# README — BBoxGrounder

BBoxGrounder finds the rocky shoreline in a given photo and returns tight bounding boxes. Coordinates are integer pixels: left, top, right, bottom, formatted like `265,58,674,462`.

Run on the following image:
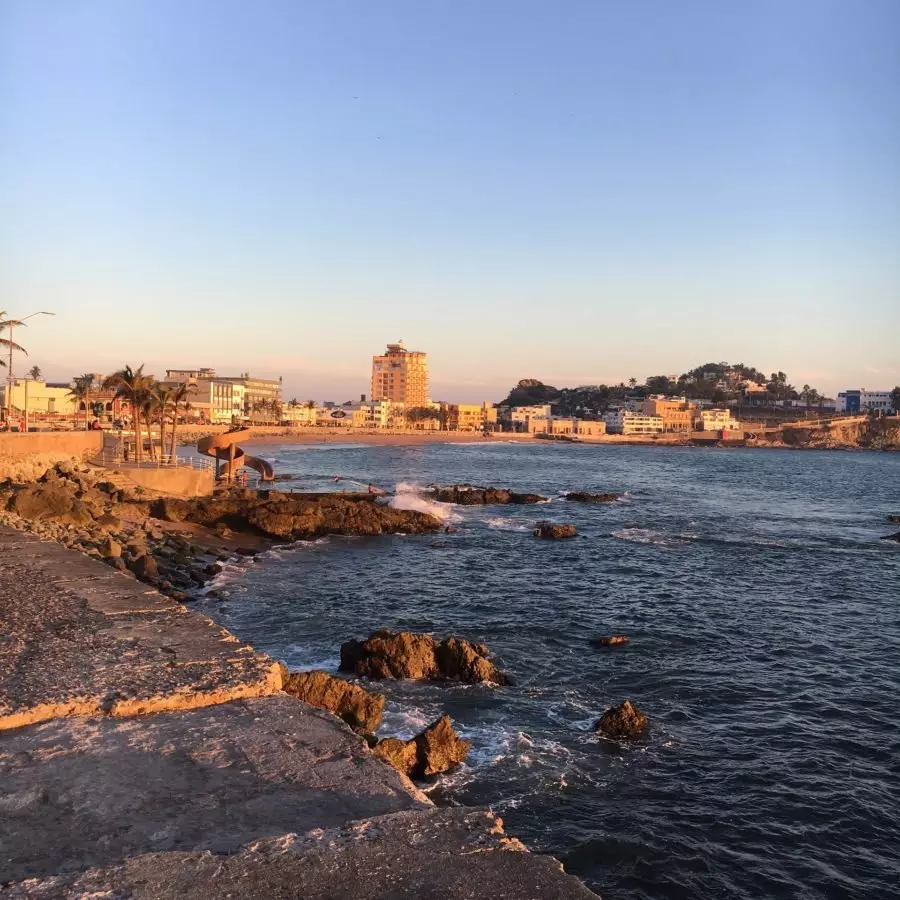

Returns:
0,460,603,897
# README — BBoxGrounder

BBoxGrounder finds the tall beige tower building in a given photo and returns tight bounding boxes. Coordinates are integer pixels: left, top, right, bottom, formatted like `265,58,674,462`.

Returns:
371,341,429,407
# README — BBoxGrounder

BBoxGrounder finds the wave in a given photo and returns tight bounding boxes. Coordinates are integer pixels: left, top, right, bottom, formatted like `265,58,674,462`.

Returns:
485,516,531,533
388,482,460,522
611,527,678,546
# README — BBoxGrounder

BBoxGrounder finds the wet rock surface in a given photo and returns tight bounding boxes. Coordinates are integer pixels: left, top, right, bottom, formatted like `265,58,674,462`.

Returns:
564,491,619,503
882,531,900,543
340,629,509,685
533,521,577,539
590,635,630,647
888,514,900,523
428,484,548,505
282,669,385,732
375,715,472,779
595,700,648,739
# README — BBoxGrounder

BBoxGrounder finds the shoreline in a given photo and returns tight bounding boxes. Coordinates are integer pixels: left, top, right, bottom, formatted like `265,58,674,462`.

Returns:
0,523,597,897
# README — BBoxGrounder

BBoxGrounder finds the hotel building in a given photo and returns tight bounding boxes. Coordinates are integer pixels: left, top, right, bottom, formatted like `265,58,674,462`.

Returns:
371,342,429,408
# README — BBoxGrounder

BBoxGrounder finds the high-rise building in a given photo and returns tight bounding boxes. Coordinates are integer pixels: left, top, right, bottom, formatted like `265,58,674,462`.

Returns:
371,341,429,408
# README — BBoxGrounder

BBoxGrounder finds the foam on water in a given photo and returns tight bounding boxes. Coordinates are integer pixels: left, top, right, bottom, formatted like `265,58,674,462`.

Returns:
388,482,460,521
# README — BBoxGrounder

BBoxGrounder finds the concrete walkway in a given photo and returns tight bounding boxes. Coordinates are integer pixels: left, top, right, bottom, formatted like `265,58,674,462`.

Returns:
0,529,598,898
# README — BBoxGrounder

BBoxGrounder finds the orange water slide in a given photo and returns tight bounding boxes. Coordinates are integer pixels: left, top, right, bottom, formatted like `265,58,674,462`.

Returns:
197,427,275,482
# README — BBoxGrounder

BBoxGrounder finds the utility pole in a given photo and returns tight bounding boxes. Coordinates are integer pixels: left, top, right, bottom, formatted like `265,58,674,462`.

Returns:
3,310,54,423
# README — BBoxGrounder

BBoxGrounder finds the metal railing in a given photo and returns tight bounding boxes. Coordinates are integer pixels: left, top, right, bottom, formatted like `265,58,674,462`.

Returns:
92,450,216,472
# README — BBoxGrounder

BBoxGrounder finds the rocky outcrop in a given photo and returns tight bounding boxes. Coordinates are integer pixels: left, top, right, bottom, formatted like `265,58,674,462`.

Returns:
152,489,442,539
590,635,629,647
6,482,96,527
888,515,900,523
533,522,577,539
564,492,619,503
595,700,648,739
282,669,384,732
374,715,471,779
428,485,548,505
340,630,509,685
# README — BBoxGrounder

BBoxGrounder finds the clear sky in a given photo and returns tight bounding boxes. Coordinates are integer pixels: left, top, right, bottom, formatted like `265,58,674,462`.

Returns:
3,0,899,402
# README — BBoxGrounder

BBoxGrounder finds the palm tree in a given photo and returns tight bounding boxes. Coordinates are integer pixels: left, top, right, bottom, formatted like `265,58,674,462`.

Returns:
0,312,26,367
152,384,175,462
67,374,93,430
27,365,42,380
628,377,638,389
104,366,153,462
168,382,196,459
801,384,811,409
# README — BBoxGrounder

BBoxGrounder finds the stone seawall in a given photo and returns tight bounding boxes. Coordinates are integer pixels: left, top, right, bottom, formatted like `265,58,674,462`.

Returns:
0,432,103,482
0,527,597,898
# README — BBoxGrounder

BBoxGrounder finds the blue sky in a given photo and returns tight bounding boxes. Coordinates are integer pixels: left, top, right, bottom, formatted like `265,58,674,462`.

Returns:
3,0,898,401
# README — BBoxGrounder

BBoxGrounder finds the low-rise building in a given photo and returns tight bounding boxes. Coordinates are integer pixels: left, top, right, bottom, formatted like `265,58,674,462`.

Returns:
642,397,694,432
576,419,607,437
700,409,741,431
0,378,76,419
835,390,893,413
603,409,665,434
444,402,497,431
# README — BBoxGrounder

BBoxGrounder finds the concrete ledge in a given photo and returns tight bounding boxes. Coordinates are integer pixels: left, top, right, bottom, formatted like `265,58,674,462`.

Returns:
0,696,425,883
0,528,282,731
4,807,597,899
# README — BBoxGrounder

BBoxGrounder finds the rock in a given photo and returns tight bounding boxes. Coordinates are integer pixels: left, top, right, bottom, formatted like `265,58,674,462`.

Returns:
94,514,122,531
428,485,547,505
340,630,508,685
595,700,648,739
882,532,900,543
127,553,159,581
888,515,900,523
282,670,385,732
6,483,96,527
564,492,619,503
99,538,122,559
533,521,577,539
375,715,471,779
590,635,629,647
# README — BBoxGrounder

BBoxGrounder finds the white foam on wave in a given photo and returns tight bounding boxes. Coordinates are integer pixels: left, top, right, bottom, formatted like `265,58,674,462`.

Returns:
485,516,531,533
612,527,676,546
388,482,460,522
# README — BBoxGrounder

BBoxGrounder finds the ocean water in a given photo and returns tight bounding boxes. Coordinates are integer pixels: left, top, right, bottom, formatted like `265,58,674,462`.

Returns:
197,441,900,900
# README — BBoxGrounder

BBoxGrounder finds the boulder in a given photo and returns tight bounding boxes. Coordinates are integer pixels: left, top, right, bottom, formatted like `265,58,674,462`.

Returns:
882,532,900,543
565,492,619,503
127,553,159,581
374,715,471,779
428,485,548,505
533,521,577,539
95,514,122,531
99,538,122,559
6,483,96,527
340,630,508,685
888,515,899,523
590,635,630,647
282,670,385,732
595,700,648,739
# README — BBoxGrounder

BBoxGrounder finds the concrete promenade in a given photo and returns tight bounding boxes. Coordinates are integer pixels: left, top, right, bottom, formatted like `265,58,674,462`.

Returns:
0,528,597,898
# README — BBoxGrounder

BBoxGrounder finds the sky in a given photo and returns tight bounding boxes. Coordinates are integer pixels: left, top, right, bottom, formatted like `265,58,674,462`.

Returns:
2,0,899,402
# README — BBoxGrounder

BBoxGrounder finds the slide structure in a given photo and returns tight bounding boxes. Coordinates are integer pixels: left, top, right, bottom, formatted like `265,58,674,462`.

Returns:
197,427,275,483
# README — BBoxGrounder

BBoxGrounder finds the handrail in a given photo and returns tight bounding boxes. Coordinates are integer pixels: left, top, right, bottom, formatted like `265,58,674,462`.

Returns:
91,450,216,472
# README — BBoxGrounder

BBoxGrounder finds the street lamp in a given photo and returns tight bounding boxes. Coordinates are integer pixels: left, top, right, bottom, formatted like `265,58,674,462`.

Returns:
3,310,55,425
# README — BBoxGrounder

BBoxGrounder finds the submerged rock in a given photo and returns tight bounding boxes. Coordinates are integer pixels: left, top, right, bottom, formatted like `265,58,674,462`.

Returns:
595,700,648,739
590,635,630,647
428,485,548,505
882,531,900,543
282,669,384,732
564,492,619,503
374,715,471,779
340,630,508,685
533,521,577,539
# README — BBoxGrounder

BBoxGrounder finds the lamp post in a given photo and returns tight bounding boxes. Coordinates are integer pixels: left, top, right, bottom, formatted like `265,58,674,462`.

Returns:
3,310,54,423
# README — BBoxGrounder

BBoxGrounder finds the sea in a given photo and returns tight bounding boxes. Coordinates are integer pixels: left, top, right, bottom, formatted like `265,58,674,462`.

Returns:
194,440,900,900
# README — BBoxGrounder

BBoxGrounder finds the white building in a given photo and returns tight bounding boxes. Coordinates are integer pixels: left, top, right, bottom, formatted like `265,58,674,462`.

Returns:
835,390,893,414
603,409,664,435
700,409,741,431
